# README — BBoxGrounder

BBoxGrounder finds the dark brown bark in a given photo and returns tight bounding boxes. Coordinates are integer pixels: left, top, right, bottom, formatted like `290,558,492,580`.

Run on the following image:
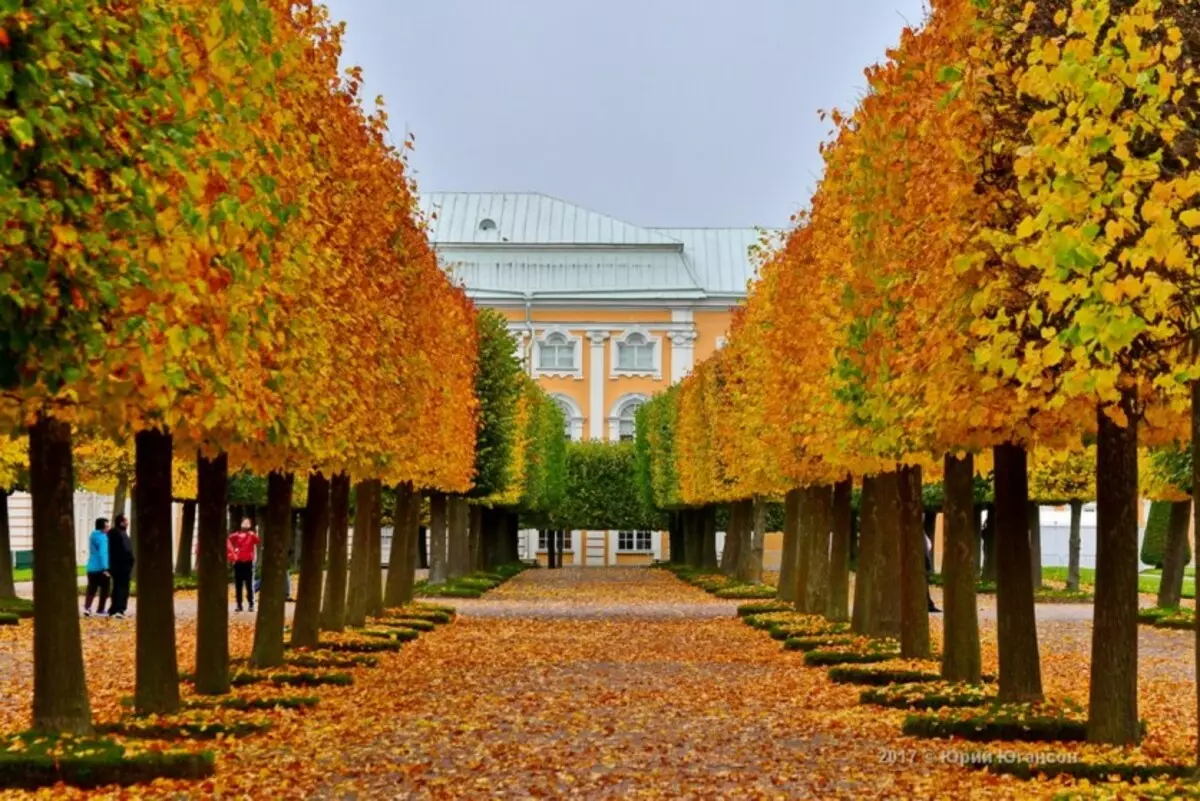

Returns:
1088,396,1140,745
0,491,15,600
291,472,330,649
806,485,833,614
778,488,801,603
384,483,417,607
666,512,681,564
195,452,230,695
851,476,880,635
250,471,294,669
899,465,931,659
29,416,91,734
686,509,705,568
745,498,766,583
1029,502,1043,589
981,510,998,583
994,443,1043,703
941,453,981,683
1193,374,1200,766
447,496,470,579
794,489,814,611
468,503,484,574
1067,500,1083,591
174,500,196,577
133,428,180,715
320,473,351,632
111,473,128,522
418,522,429,570
366,479,384,617
735,499,758,583
345,479,373,628
428,492,448,583
1158,500,1191,609
546,528,557,569
701,505,718,569
720,503,741,576
874,471,903,639
827,478,852,621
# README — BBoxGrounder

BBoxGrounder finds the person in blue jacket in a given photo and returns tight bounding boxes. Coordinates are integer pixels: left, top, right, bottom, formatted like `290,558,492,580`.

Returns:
83,517,110,617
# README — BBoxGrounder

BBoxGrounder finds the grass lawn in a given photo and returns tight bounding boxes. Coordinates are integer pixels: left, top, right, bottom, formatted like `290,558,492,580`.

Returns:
1040,567,1096,586
1035,567,1195,599
11,566,86,583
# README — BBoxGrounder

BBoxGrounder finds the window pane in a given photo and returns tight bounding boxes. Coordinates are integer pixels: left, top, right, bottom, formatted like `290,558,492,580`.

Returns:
637,531,653,551
617,344,634,369
636,344,653,369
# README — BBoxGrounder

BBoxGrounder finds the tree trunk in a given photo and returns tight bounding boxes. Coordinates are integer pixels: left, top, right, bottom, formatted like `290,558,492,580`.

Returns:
778,488,801,603
0,491,15,600
174,500,196,577
1067,500,1083,591
794,490,813,611
195,452,230,695
28,416,92,734
981,509,998,583
548,528,559,569
827,478,852,621
291,472,330,649
446,496,470,579
689,509,706,568
941,453,981,683
804,486,832,614
874,471,903,639
428,492,448,583
1158,500,1191,609
899,465,931,659
1029,502,1043,589
745,498,766,583
469,504,484,574
994,443,1043,703
111,473,129,522
1088,396,1140,745
250,472,294,669
701,505,718,569
320,473,351,632
345,479,373,628
1192,374,1200,766
418,523,428,570
851,475,879,636
720,503,741,576
385,484,417,607
132,428,180,715
366,479,384,618
667,512,682,564
735,499,758,583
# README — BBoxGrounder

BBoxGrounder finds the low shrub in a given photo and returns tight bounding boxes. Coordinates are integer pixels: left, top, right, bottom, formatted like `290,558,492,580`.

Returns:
183,695,319,712
783,634,858,652
96,718,272,740
266,671,352,688
742,611,822,631
356,627,419,642
417,584,483,599
285,652,378,669
0,597,34,618
769,621,851,641
828,662,941,686
714,584,778,600
382,606,454,625
861,680,996,709
0,612,18,626
1137,607,1196,630
179,670,266,687
453,577,500,591
322,639,405,654
1033,586,1093,604
985,758,1193,782
0,734,213,789
736,600,792,617
902,699,1097,743
373,617,435,632
804,640,900,667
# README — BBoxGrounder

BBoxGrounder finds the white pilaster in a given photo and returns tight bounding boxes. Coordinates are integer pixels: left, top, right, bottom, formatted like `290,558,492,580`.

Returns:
669,329,698,383
587,331,610,439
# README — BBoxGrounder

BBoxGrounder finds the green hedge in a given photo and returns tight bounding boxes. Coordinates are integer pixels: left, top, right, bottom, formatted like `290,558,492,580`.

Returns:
828,665,941,686
0,612,18,625
804,643,900,667
0,597,33,618
381,606,455,624
860,681,996,710
902,701,1097,743
357,627,420,642
1138,607,1195,629
985,759,1192,782
96,719,272,740
0,734,213,789
183,695,318,712
1140,500,1192,568
284,653,378,669
737,600,792,617
783,635,858,652
547,440,666,531
714,584,778,600
321,639,405,654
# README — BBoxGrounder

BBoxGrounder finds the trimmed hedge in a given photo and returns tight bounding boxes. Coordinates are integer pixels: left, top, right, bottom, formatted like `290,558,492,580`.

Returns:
373,617,436,632
96,718,272,740
805,642,900,667
0,612,18,625
985,758,1193,782
418,585,483,599
382,607,454,625
714,584,778,600
860,681,996,710
0,597,34,618
1138,606,1195,630
357,627,419,642
829,664,941,686
285,653,378,669
0,734,213,789
770,622,851,641
322,639,405,654
183,695,319,712
267,671,352,688
783,634,859,652
737,600,792,617
902,700,1098,743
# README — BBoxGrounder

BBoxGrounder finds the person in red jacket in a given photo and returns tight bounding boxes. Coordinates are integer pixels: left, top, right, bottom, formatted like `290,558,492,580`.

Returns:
227,518,260,612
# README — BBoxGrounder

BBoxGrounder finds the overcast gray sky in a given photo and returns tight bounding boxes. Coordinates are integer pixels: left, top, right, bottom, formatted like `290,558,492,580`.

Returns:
323,0,929,229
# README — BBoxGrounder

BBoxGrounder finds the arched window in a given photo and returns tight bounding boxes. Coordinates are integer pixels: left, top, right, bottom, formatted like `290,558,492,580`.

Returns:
616,332,654,371
539,332,576,371
551,393,584,441
554,397,575,440
617,397,645,441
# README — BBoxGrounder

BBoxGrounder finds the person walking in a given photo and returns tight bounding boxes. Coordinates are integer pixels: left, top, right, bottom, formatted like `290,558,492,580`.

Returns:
228,518,260,613
106,514,134,618
83,517,110,617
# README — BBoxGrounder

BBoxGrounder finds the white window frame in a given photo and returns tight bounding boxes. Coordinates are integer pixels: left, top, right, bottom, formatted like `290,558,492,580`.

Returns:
617,530,654,553
537,531,573,553
610,326,662,379
608,393,649,442
532,326,583,379
551,393,585,442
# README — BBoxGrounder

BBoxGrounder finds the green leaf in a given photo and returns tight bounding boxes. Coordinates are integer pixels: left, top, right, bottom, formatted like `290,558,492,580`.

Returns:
8,116,33,147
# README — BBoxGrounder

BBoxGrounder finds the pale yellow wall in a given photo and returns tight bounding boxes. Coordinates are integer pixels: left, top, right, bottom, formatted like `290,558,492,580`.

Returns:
694,310,735,363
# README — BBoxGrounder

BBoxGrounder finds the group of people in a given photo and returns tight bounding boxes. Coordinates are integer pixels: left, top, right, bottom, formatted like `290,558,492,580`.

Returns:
82,516,135,619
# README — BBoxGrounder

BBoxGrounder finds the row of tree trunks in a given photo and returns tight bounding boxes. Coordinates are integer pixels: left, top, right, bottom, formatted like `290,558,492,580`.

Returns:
1158,500,1192,609
291,472,331,649
720,502,742,576
941,453,981,683
851,475,879,637
828,478,852,621
195,453,230,695
345,479,375,629
898,465,930,659
134,428,180,715
384,483,419,608
0,491,15,600
801,486,831,614
777,491,799,604
250,471,294,669
994,443,1043,703
447,496,470,579
732,499,759,583
468,504,484,574
428,492,448,584
875,472,902,639
320,474,351,633
366,479,384,618
545,529,565,568
174,500,196,577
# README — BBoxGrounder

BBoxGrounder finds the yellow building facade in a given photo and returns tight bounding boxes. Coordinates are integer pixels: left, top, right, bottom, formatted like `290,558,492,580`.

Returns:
425,192,768,566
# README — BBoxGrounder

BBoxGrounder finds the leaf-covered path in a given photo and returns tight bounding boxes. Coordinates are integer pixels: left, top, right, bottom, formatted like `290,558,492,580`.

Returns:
0,567,1195,799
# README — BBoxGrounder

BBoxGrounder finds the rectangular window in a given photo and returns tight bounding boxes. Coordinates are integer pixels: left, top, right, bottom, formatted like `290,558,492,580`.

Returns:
538,531,572,551
617,530,653,552
617,342,654,371
539,340,575,370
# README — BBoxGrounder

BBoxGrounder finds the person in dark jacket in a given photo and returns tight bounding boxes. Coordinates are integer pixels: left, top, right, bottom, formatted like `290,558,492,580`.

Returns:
106,514,134,618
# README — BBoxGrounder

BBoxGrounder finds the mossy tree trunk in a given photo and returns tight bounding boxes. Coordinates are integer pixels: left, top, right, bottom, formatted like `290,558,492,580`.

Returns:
291,472,330,649
174,500,196,577
701,505,718,569
1029,502,1042,589
1066,501,1084,591
134,428,180,715
366,479,384,618
803,486,832,614
851,475,880,636
778,488,801,603
720,502,741,576
941,453,981,683
29,415,92,734
0,491,15,600
827,478,852,622
428,492,448,584
195,452,230,696
345,479,373,628
1158,499,1191,609
384,483,417,607
994,443,1043,703
1088,395,1140,745
320,473,350,633
874,471,903,639
250,472,294,669
447,496,470,580
899,465,931,659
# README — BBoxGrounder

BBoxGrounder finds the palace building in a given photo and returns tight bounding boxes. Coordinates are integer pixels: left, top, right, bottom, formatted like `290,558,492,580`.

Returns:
423,191,770,565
